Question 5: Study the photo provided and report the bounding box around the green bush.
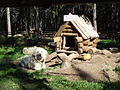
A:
[97,39,120,49]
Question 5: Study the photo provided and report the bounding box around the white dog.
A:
[20,47,48,70]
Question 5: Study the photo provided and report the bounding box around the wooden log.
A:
[78,48,83,53]
[82,46,89,52]
[83,39,90,45]
[63,36,66,49]
[93,38,100,43]
[54,37,61,42]
[56,42,60,48]
[92,43,97,48]
[88,48,98,54]
[75,37,83,42]
[56,42,60,50]
[56,47,60,51]
[88,41,93,46]
[78,43,84,47]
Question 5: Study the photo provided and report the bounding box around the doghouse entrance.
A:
[62,36,77,51]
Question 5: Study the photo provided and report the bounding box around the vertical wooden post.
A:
[63,36,66,49]
[93,3,97,32]
[7,7,12,37]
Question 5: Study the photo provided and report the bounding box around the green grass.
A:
[0,46,120,90]
[97,39,120,49]
[115,65,120,74]
[0,46,24,62]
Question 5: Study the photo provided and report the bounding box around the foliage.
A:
[97,39,120,49]
[115,65,120,74]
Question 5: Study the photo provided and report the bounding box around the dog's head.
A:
[32,51,44,62]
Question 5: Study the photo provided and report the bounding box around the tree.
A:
[93,3,97,32]
[6,7,12,37]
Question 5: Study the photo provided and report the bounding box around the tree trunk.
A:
[93,3,97,32]
[7,7,12,37]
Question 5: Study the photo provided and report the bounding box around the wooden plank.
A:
[79,16,95,38]
[62,29,78,33]
[82,15,99,37]
[74,15,91,38]
[63,36,66,49]
[69,14,88,39]
[72,17,90,39]
[65,24,75,29]
[56,42,60,48]
[57,50,78,53]
[63,29,73,32]
[59,37,62,50]
[79,15,99,38]
[61,33,78,36]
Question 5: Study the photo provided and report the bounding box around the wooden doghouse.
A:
[54,13,100,54]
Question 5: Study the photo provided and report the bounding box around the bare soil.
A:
[45,53,120,82]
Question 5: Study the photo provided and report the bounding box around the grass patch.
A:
[0,46,120,90]
[115,65,120,74]
[0,46,24,62]
[97,39,120,49]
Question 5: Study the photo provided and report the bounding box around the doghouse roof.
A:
[55,13,99,39]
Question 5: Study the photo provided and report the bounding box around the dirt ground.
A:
[45,53,120,82]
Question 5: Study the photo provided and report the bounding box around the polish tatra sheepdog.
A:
[20,47,48,70]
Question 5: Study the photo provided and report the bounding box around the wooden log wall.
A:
[77,38,100,54]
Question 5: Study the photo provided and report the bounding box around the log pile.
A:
[76,38,100,54]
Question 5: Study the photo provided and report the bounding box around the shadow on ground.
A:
[0,62,51,90]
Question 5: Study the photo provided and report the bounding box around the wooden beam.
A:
[61,33,78,36]
[57,50,78,53]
